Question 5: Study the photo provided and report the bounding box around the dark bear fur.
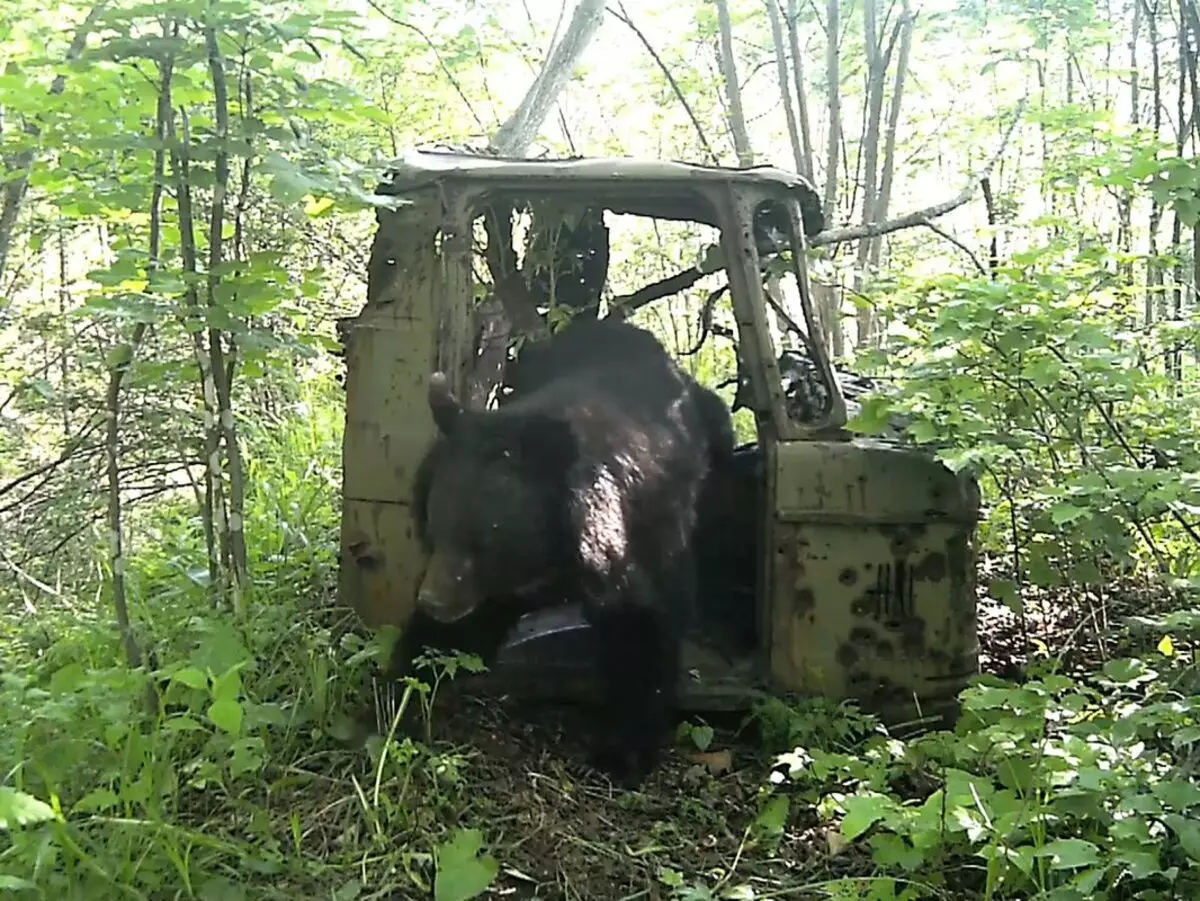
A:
[402,321,717,785]
[503,316,736,466]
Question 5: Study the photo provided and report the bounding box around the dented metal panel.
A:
[769,440,981,723]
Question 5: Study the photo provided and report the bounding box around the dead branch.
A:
[608,4,719,164]
[810,97,1027,248]
[922,220,987,275]
[363,0,487,133]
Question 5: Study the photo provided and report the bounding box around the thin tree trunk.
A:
[167,101,227,604]
[866,5,915,283]
[822,0,841,224]
[853,0,888,346]
[766,0,805,174]
[1141,0,1163,330]
[204,21,249,611]
[57,224,72,436]
[1117,2,1142,287]
[490,0,606,156]
[468,0,610,400]
[714,0,754,166]
[821,0,844,356]
[786,0,815,179]
[105,32,175,686]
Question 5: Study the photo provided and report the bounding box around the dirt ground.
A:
[348,558,1171,901]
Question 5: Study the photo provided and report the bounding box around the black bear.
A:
[404,320,717,785]
[502,316,736,465]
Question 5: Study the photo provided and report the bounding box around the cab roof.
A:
[374,146,825,236]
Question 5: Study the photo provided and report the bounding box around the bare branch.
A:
[921,220,987,275]
[811,97,1027,248]
[607,4,719,164]
[363,0,487,133]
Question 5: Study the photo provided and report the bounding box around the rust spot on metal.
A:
[794,588,816,615]
[848,626,876,647]
[836,643,859,669]
[897,616,927,656]
[912,551,947,582]
[839,566,858,586]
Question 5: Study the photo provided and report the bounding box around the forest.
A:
[2,0,1200,898]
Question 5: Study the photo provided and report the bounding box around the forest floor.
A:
[250,557,1166,901]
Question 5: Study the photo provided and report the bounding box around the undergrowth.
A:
[4,314,1200,899]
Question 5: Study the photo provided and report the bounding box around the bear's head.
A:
[413,372,576,624]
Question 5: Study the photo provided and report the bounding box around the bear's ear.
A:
[428,372,463,436]
[516,415,577,472]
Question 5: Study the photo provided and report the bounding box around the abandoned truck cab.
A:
[337,147,981,728]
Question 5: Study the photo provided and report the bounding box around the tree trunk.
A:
[469,0,609,400]
[820,0,844,356]
[105,31,175,694]
[865,5,915,281]
[714,0,755,166]
[766,0,805,174]
[489,0,606,156]
[853,0,888,346]
[203,22,249,611]
[786,0,815,180]
[1141,0,1163,331]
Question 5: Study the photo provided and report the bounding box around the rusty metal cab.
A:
[337,147,981,728]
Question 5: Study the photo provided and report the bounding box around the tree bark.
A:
[785,0,815,180]
[468,0,609,400]
[204,21,249,610]
[820,0,844,356]
[865,5,915,285]
[766,0,805,174]
[1142,0,1164,330]
[714,0,755,166]
[105,28,175,690]
[489,0,606,156]
[852,0,888,346]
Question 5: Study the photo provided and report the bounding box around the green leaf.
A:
[1101,658,1155,684]
[869,833,925,871]
[840,793,901,842]
[1153,780,1200,811]
[207,698,244,735]
[988,578,1020,612]
[846,395,896,436]
[49,662,86,694]
[73,788,119,813]
[1112,847,1161,880]
[1035,838,1101,869]
[211,666,244,703]
[752,794,790,842]
[434,828,499,901]
[171,666,210,690]
[690,724,714,751]
[1164,814,1200,860]
[105,343,134,371]
[1171,726,1200,748]
[1050,502,1090,525]
[0,788,58,830]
